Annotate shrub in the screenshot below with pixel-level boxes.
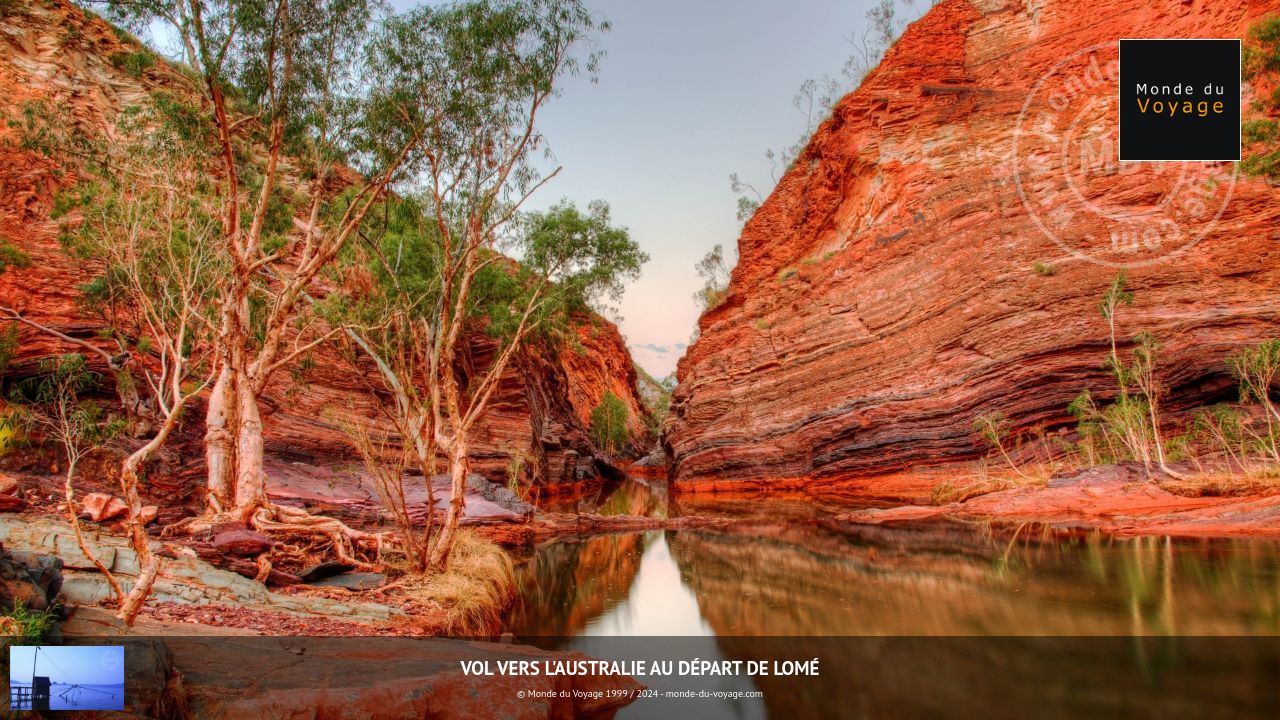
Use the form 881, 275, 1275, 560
0, 239, 31, 273
1031, 261, 1056, 276
973, 411, 1027, 478
590, 391, 629, 455
109, 50, 155, 79
1227, 339, 1280, 461
0, 601, 58, 640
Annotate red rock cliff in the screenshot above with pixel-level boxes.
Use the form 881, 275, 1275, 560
667, 0, 1280, 487
0, 0, 648, 491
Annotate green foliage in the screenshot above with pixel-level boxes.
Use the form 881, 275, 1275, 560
149, 93, 217, 149
1242, 16, 1280, 179
1031, 261, 1056, 277
1228, 339, 1280, 405
1243, 118, 1278, 145
517, 200, 646, 326
693, 243, 731, 311
1243, 16, 1280, 79
973, 412, 1011, 448
505, 448, 532, 500
10, 354, 98, 406
1227, 339, 1280, 461
1191, 404, 1248, 462
1098, 271, 1134, 322
590, 391, 629, 456
0, 601, 59, 640
0, 238, 31, 273
109, 49, 156, 78
634, 365, 673, 438
347, 194, 643, 359
0, 323, 18, 377
7, 354, 126, 458
1065, 275, 1182, 471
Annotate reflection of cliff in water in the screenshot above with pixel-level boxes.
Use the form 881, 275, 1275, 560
538, 475, 667, 517
507, 532, 649, 638
667, 525, 1280, 719
666, 522, 1280, 636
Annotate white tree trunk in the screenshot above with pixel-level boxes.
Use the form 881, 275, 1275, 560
204, 368, 236, 513
233, 376, 267, 519
430, 438, 469, 571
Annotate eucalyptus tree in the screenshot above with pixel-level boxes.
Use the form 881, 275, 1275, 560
11, 355, 126, 605
97, 0, 431, 540
94, 0, 631, 572
9, 93, 228, 623
347, 196, 644, 570
65, 114, 227, 623
335, 0, 637, 569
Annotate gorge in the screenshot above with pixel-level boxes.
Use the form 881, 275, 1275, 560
0, 0, 1277, 717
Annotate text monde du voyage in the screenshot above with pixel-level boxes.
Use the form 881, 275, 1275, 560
1133, 82, 1230, 117
458, 658, 822, 677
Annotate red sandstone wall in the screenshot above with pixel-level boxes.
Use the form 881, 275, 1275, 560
667, 0, 1280, 486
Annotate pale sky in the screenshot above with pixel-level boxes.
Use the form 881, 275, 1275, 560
511, 0, 890, 378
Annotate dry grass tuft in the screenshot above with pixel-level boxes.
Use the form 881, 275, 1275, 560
1159, 465, 1280, 498
931, 462, 1057, 505
389, 531, 515, 636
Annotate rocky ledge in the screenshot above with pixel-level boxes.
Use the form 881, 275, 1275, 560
834, 465, 1280, 538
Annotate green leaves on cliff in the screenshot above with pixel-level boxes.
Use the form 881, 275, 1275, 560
1242, 16, 1280, 179
590, 390, 629, 456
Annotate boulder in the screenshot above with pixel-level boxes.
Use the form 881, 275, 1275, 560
81, 493, 128, 523
0, 494, 25, 512
210, 530, 273, 557
223, 558, 303, 587
464, 473, 535, 519
0, 545, 63, 612
136, 505, 159, 525
0, 474, 19, 495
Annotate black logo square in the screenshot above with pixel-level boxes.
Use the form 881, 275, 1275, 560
1119, 38, 1241, 161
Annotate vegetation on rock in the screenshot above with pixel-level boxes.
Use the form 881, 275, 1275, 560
590, 391, 630, 456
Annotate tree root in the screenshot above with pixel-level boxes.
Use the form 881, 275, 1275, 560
251, 504, 386, 569
165, 502, 389, 571
252, 554, 272, 584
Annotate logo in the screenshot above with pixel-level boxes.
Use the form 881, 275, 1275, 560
1013, 43, 1238, 268
1119, 39, 1241, 161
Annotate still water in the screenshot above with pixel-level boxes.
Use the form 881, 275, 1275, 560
507, 477, 1280, 719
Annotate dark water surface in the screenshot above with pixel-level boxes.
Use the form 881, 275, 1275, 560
506, 477, 1280, 718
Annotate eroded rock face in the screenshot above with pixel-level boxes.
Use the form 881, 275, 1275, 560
0, 543, 62, 613
668, 0, 1280, 487
0, 1, 648, 499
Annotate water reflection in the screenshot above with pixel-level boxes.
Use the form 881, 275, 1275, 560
666, 526, 1280, 636
516, 479, 1280, 637
508, 479, 1280, 718
537, 475, 668, 517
